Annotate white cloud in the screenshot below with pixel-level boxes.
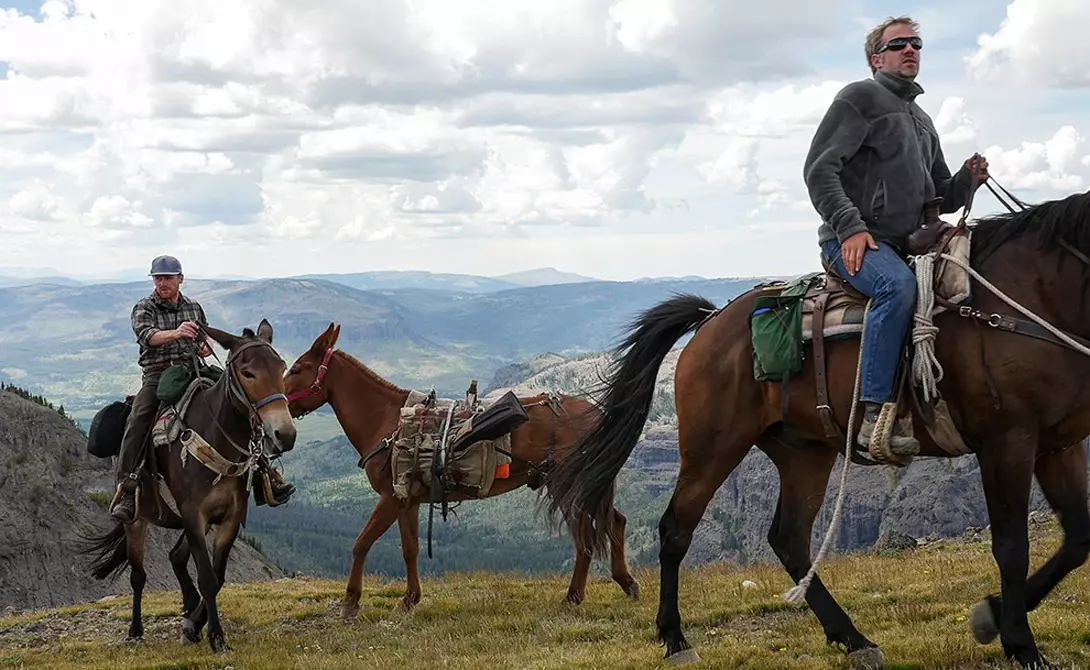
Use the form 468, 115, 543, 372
982, 126, 1088, 192
967, 0, 1090, 87
707, 81, 845, 138
0, 0, 1089, 280
8, 180, 63, 222
935, 97, 977, 146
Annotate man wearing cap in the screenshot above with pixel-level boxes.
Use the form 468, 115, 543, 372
110, 255, 296, 523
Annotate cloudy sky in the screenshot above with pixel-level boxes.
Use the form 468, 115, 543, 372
1, 0, 1087, 281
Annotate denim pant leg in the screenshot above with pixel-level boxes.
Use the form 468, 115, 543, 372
819, 239, 917, 404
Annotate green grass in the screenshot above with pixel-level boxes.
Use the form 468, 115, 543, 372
1, 522, 1088, 669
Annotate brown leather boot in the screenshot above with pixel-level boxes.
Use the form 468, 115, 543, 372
266, 467, 296, 505
857, 402, 919, 457
109, 476, 139, 524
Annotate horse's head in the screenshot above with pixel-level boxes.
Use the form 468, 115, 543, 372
283, 322, 340, 419
203, 319, 297, 455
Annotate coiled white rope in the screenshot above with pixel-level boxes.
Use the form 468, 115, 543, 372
910, 254, 942, 403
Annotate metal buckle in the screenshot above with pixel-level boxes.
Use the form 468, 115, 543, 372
959, 306, 972, 318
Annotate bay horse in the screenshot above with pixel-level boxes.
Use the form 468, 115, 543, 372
282, 322, 640, 620
83, 320, 296, 653
542, 189, 1090, 669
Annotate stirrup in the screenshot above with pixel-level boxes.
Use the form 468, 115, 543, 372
108, 480, 141, 523
254, 470, 294, 507
867, 402, 917, 466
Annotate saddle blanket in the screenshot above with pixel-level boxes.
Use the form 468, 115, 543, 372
800, 227, 972, 342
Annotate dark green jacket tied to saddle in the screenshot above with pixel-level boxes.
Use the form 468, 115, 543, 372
156, 360, 223, 404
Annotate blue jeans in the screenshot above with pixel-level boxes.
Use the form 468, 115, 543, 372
820, 239, 916, 404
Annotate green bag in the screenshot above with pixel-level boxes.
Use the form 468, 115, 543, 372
749, 272, 821, 382
156, 363, 225, 404
157, 364, 193, 404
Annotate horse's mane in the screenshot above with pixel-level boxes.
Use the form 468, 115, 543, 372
971, 189, 1090, 267
332, 348, 409, 395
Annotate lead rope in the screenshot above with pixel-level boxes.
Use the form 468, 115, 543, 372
783, 298, 871, 605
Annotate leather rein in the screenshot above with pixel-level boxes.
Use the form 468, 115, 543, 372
947, 174, 1090, 354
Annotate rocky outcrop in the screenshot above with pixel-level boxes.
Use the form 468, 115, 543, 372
623, 436, 1074, 567
0, 388, 283, 612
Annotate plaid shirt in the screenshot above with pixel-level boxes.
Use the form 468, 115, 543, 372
131, 292, 208, 377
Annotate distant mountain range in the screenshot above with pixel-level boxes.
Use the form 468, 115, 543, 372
0, 271, 756, 419
0, 266, 613, 291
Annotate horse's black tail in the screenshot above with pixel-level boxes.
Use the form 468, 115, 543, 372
543, 293, 717, 555
79, 521, 129, 581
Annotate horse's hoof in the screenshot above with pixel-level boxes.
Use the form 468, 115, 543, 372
340, 602, 360, 621
564, 591, 584, 606
665, 648, 701, 665
971, 599, 999, 644
1010, 650, 1052, 669
400, 594, 420, 611
209, 633, 230, 653
622, 579, 640, 601
181, 618, 201, 644
847, 647, 887, 670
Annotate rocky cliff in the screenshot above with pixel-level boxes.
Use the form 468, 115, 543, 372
0, 388, 283, 612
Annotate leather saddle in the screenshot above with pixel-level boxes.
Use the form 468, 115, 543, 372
793, 199, 967, 453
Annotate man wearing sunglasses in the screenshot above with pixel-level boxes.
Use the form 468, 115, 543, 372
803, 16, 988, 457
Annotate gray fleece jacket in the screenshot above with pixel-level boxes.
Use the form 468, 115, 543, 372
804, 70, 974, 251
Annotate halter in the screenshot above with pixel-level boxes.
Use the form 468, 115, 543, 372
221, 339, 291, 414
285, 347, 334, 416
189, 332, 290, 461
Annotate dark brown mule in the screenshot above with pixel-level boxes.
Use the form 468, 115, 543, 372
282, 323, 640, 620
543, 190, 1090, 669
83, 320, 296, 652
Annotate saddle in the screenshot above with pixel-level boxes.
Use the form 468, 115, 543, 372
750, 209, 973, 465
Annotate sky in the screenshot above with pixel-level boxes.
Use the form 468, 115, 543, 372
1, 0, 1089, 281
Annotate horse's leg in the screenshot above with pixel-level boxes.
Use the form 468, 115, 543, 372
169, 533, 202, 645
190, 515, 243, 637
972, 443, 1090, 647
564, 516, 593, 605
182, 515, 229, 653
608, 504, 639, 600
976, 434, 1041, 667
126, 520, 148, 641
657, 429, 754, 663
763, 438, 883, 666
342, 493, 402, 620
397, 503, 422, 610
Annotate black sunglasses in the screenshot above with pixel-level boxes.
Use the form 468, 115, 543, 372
877, 36, 922, 53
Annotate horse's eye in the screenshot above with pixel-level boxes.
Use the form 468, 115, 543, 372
241, 370, 256, 380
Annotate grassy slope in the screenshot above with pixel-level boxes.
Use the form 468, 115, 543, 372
2, 520, 1088, 669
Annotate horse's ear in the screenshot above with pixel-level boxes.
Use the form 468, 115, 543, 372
257, 318, 274, 344
330, 324, 341, 347
312, 322, 338, 352
204, 325, 239, 352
